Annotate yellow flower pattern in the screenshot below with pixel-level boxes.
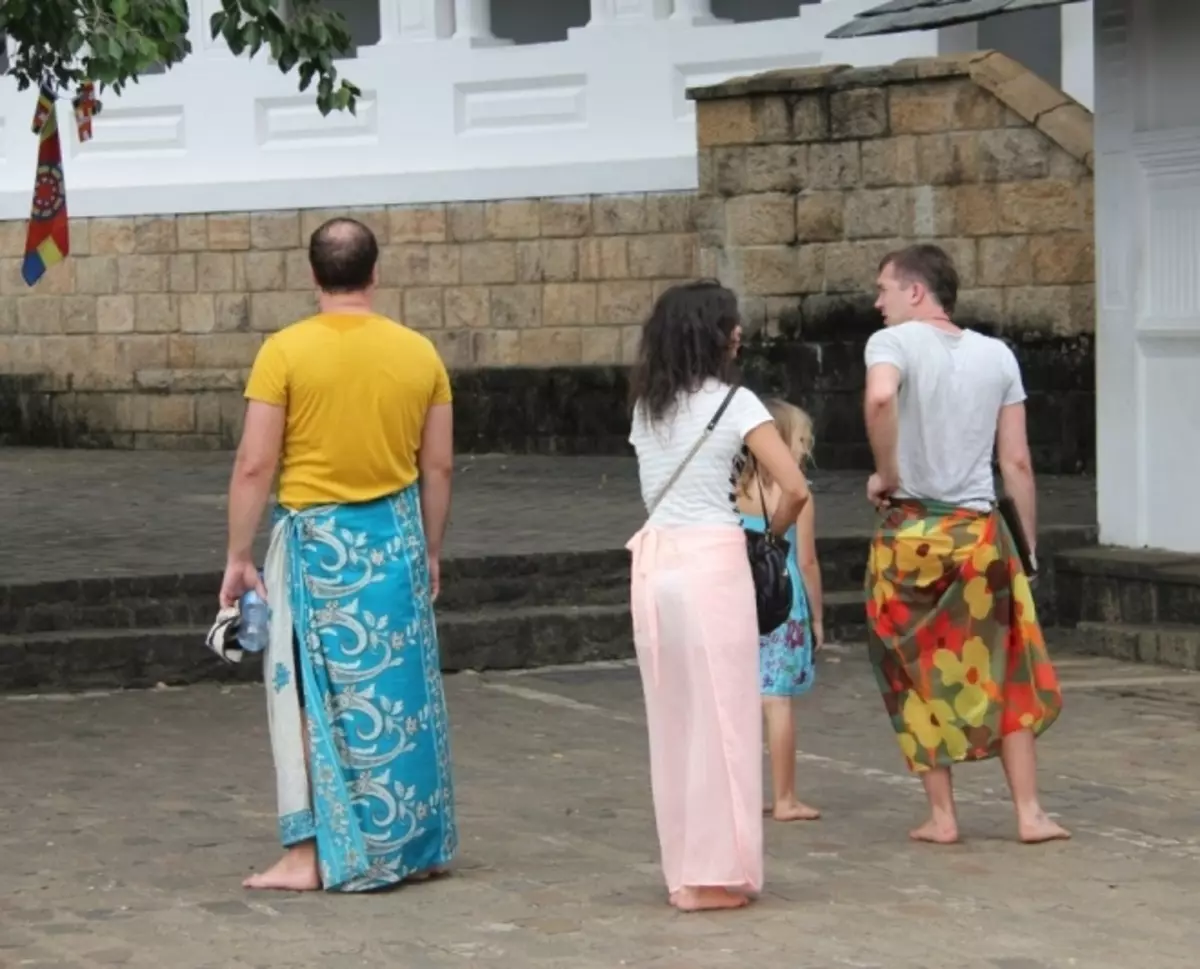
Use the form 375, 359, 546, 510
894, 521, 955, 587
933, 637, 993, 726
963, 576, 993, 620
902, 693, 968, 761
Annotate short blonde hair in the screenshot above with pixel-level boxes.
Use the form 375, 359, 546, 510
737, 397, 815, 496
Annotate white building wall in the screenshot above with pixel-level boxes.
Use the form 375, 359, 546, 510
1094, 0, 1200, 551
0, 0, 939, 220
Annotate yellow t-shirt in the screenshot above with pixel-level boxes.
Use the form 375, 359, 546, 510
244, 312, 452, 509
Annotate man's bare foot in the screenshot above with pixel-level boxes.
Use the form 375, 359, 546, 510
671, 887, 750, 912
1018, 813, 1071, 844
243, 844, 321, 892
772, 797, 821, 822
405, 865, 450, 883
909, 817, 960, 845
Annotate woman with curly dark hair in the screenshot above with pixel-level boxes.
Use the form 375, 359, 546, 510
626, 280, 810, 912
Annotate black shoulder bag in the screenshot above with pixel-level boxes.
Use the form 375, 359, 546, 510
645, 386, 793, 636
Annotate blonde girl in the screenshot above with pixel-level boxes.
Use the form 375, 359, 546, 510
736, 399, 825, 822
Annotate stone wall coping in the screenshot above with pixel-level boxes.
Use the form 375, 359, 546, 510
687, 50, 1093, 170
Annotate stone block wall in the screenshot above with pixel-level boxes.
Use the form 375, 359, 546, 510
0, 51, 1098, 468
0, 195, 698, 449
691, 51, 1096, 471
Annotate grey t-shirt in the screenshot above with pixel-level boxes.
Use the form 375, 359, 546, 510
864, 321, 1026, 510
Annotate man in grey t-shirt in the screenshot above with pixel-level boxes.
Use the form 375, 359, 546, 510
861, 244, 1068, 846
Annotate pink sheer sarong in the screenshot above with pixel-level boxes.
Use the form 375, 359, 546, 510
626, 524, 764, 896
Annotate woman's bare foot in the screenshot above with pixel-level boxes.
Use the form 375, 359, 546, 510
909, 817, 960, 845
243, 843, 321, 892
1018, 812, 1071, 844
772, 797, 821, 822
670, 887, 750, 912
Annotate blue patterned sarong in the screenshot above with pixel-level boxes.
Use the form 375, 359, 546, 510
261, 483, 457, 892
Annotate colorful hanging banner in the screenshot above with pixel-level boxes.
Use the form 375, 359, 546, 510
22, 85, 70, 287
72, 81, 99, 142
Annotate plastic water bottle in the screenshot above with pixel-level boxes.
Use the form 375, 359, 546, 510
238, 588, 270, 654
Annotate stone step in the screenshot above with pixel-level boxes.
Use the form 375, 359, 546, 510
0, 538, 877, 638
1058, 621, 1200, 672
0, 603, 631, 693
1053, 545, 1200, 627
0, 591, 868, 693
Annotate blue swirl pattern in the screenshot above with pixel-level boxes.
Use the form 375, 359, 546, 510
277, 484, 457, 892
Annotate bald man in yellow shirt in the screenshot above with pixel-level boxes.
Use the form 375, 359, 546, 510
219, 217, 458, 893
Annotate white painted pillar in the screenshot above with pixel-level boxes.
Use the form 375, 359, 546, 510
669, 0, 726, 27
936, 21, 979, 55
1094, 0, 1200, 552
1061, 0, 1095, 110
453, 0, 506, 45
588, 0, 672, 26
190, 0, 235, 55
378, 0, 454, 42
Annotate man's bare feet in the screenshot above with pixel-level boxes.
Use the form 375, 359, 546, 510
670, 887, 750, 912
243, 843, 321, 892
772, 797, 821, 822
1018, 812, 1071, 844
909, 817, 960, 845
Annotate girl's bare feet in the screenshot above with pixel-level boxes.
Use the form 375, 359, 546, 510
909, 816, 960, 845
670, 887, 750, 912
772, 797, 821, 822
1018, 812, 1071, 844
243, 843, 321, 892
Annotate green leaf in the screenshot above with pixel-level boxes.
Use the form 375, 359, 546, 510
210, 11, 228, 39
112, 0, 130, 20
298, 61, 316, 92
277, 46, 299, 74
223, 18, 246, 55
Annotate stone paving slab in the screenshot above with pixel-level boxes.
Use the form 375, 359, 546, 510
3, 646, 1200, 968
0, 449, 1096, 584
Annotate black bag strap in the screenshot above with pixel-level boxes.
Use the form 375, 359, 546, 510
749, 451, 787, 545
646, 385, 739, 519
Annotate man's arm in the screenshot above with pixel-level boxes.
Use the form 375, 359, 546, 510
227, 401, 285, 563
418, 403, 454, 560
996, 402, 1037, 558
864, 363, 902, 489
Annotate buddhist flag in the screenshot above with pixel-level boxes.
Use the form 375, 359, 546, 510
22, 86, 70, 287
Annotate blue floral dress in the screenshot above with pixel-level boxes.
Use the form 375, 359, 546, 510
740, 514, 816, 697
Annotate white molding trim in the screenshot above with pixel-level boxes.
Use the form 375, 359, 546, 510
0, 155, 700, 218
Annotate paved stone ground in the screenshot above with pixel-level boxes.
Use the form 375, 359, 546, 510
3, 646, 1200, 968
0, 449, 1096, 584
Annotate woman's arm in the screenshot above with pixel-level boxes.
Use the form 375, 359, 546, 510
796, 496, 823, 649
745, 422, 809, 539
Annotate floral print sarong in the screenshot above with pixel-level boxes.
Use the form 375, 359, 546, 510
864, 499, 1062, 773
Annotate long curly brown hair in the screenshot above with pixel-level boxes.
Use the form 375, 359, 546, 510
628, 280, 741, 425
